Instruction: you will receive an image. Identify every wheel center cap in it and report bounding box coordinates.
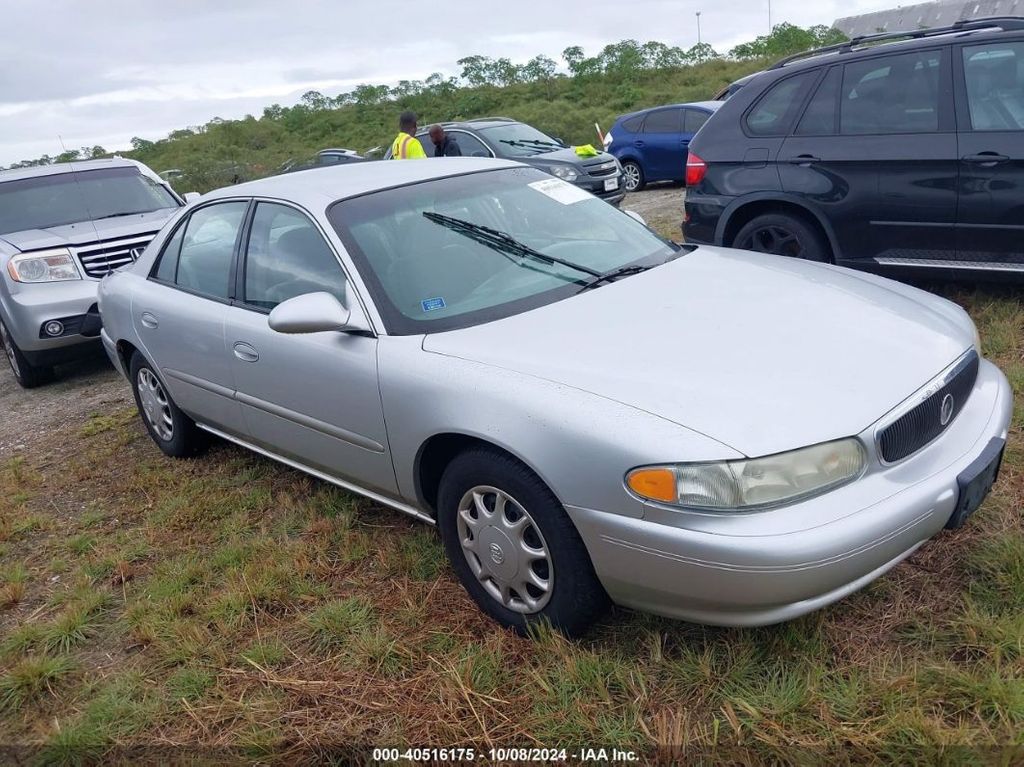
[478,526,518,580]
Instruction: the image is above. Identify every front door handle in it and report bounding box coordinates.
[963,152,1010,166]
[140,312,158,329]
[232,342,259,363]
[784,154,821,166]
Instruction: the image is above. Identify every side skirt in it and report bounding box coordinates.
[195,422,435,525]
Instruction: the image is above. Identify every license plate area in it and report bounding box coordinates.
[604,177,619,192]
[947,437,1005,529]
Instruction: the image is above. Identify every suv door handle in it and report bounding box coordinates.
[232,342,259,363]
[140,312,158,329]
[634,140,645,147]
[963,152,1009,166]
[784,154,820,165]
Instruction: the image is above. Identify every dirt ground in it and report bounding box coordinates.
[0,187,681,453]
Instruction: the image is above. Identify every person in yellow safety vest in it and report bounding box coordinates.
[390,111,427,160]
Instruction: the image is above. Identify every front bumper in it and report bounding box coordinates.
[567,358,1013,626]
[581,173,626,205]
[0,278,102,363]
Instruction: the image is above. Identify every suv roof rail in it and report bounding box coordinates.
[770,15,1024,69]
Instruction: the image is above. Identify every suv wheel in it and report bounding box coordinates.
[437,447,609,637]
[733,213,829,262]
[129,352,207,457]
[622,161,645,192]
[0,317,53,389]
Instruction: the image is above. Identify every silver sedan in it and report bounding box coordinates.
[97,158,1012,636]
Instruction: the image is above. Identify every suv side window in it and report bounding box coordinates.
[796,66,842,135]
[447,131,491,157]
[841,50,944,134]
[156,201,247,300]
[962,42,1024,130]
[745,71,816,136]
[242,202,346,311]
[642,108,682,133]
[683,109,710,133]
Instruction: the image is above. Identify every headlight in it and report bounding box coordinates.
[7,248,82,283]
[626,438,866,511]
[546,165,579,182]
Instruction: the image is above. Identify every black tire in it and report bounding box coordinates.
[437,447,609,637]
[622,161,645,192]
[733,212,830,262]
[0,317,53,389]
[129,352,207,458]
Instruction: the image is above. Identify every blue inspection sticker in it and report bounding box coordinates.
[421,297,447,312]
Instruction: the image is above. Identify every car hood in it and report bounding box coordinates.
[525,147,616,169]
[0,208,178,253]
[422,246,974,457]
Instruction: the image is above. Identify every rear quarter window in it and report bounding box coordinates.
[745,71,817,136]
[620,115,643,132]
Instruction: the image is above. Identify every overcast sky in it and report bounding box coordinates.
[0,0,889,166]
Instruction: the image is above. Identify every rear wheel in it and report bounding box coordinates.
[0,317,53,389]
[437,448,609,637]
[622,161,645,192]
[733,212,830,262]
[129,352,207,457]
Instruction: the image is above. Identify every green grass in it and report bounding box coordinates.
[0,281,1022,759]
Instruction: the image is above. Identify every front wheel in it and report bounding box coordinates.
[437,448,609,637]
[129,352,207,458]
[622,161,645,192]
[0,317,53,389]
[733,212,830,262]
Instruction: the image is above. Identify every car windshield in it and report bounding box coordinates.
[0,166,179,235]
[478,123,564,157]
[328,166,681,334]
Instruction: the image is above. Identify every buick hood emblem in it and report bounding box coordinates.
[940,393,954,426]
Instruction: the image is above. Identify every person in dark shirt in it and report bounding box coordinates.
[428,125,462,157]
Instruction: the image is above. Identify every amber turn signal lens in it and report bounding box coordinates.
[627,468,676,503]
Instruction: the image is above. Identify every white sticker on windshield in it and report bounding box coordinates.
[528,178,592,205]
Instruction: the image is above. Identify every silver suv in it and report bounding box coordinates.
[0,158,185,387]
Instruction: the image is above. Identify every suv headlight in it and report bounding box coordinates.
[7,248,82,283]
[545,165,579,182]
[626,438,866,511]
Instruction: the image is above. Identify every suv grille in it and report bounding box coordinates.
[878,351,979,463]
[74,232,158,278]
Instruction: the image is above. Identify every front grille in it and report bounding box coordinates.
[585,160,619,178]
[74,231,158,278]
[878,351,979,463]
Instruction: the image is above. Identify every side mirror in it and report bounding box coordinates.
[183,192,201,203]
[268,292,351,334]
[624,210,647,226]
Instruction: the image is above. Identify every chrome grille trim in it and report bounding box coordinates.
[73,232,158,278]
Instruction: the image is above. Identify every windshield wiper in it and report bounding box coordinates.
[576,264,654,293]
[94,210,154,220]
[422,212,601,279]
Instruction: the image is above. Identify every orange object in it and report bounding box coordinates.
[627,468,676,503]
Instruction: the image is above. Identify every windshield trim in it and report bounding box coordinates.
[325,167,679,336]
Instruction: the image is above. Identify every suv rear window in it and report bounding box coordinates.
[840,50,943,134]
[745,72,816,136]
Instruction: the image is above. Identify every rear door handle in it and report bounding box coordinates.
[963,152,1009,166]
[634,140,645,147]
[784,154,820,165]
[232,342,259,363]
[140,312,158,329]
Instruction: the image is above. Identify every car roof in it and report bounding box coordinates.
[204,157,523,207]
[618,100,722,122]
[0,157,144,183]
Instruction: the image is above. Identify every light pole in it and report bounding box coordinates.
[768,0,772,32]
[696,11,702,46]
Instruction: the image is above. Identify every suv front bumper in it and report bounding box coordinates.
[0,279,103,365]
[567,358,1012,626]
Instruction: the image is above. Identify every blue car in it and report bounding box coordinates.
[604,101,721,191]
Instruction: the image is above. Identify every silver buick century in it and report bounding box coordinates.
[98,158,1012,636]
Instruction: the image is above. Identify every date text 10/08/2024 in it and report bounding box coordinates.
[372,747,640,762]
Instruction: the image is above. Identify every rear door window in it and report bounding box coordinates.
[796,67,842,135]
[840,49,946,134]
[962,42,1024,130]
[745,72,816,136]
[683,109,711,133]
[642,108,682,133]
[621,115,644,132]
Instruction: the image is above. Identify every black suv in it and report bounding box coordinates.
[684,18,1024,275]
[385,118,626,205]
